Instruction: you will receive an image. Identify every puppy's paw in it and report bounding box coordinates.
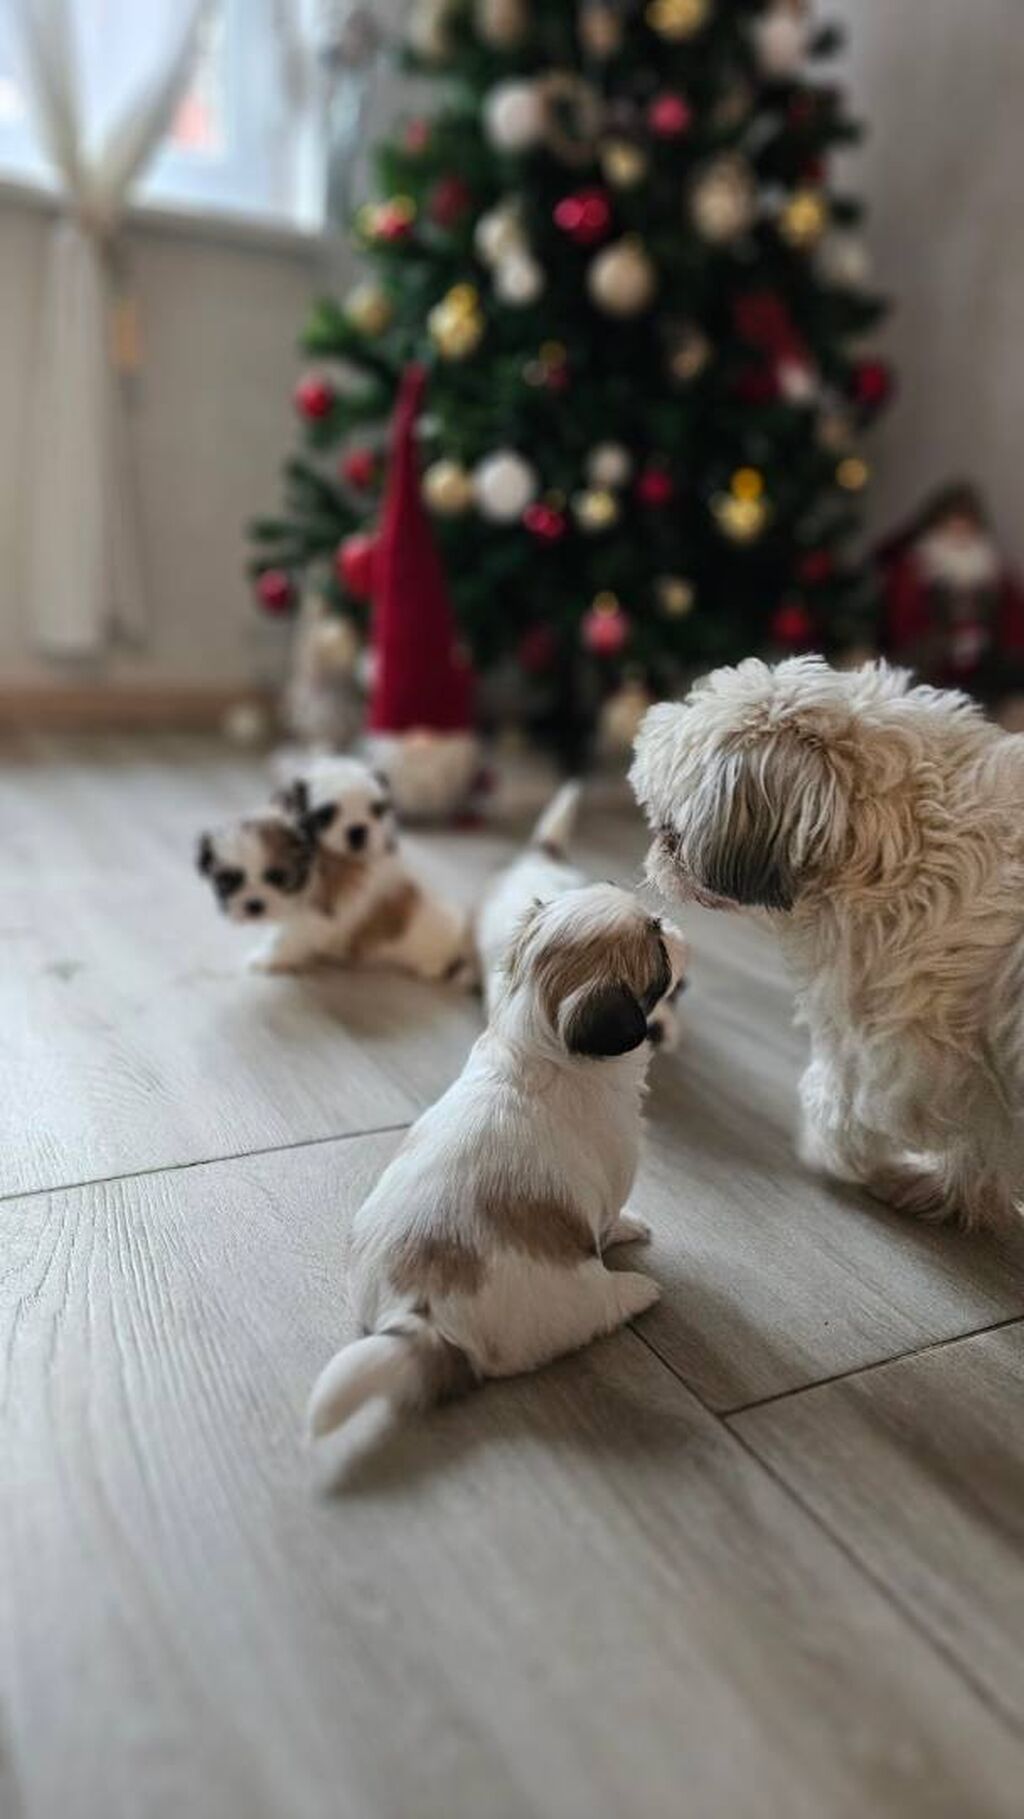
[867,1163,951,1221]
[607,1211,652,1247]
[613,1270,661,1322]
[249,945,308,975]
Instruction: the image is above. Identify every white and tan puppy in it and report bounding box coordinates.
[308,884,689,1443]
[631,655,1024,1231]
[477,782,690,1049]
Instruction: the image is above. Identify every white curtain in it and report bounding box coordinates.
[10,0,211,658]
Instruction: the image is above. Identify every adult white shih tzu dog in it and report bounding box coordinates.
[630,655,1024,1232]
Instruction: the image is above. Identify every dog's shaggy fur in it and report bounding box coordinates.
[630,656,1024,1231]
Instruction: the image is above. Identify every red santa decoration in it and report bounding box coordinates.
[364,363,480,819]
[877,482,1024,704]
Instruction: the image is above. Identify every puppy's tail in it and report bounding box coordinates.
[530,780,582,860]
[307,1315,475,1440]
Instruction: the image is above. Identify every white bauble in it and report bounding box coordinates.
[689,155,757,243]
[586,237,657,317]
[494,250,545,305]
[586,441,633,489]
[473,450,539,521]
[753,4,808,78]
[820,231,872,290]
[484,79,544,152]
[407,0,453,62]
[474,199,524,266]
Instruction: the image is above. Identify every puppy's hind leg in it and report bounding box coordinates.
[485,1256,660,1379]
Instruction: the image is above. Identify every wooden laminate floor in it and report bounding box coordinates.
[2,734,1024,1819]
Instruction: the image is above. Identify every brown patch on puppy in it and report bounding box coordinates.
[534,920,670,1030]
[256,815,312,892]
[347,881,420,960]
[310,848,368,915]
[390,1230,486,1299]
[481,1186,594,1264]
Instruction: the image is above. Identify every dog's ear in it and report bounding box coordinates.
[563,980,649,1059]
[276,778,309,819]
[196,833,214,876]
[688,736,843,911]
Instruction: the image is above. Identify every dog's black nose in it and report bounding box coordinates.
[347,824,368,852]
[244,898,266,918]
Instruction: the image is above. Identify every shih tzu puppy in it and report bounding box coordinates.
[308,884,689,1444]
[476,781,689,1050]
[630,655,1024,1231]
[197,756,472,981]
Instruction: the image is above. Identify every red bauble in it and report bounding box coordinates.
[635,465,675,507]
[647,92,693,138]
[429,174,472,228]
[545,361,571,394]
[772,599,815,646]
[553,186,613,246]
[294,374,335,421]
[734,366,779,404]
[335,531,378,600]
[404,118,431,154]
[340,447,378,490]
[375,202,414,243]
[255,568,293,614]
[852,359,893,407]
[582,602,631,656]
[523,502,569,543]
[797,549,834,585]
[518,624,558,673]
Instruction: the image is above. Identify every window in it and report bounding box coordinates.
[0,0,322,231]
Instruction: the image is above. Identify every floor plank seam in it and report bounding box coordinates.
[0,1120,415,1209]
[723,1419,1024,1742]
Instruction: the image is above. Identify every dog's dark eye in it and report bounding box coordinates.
[311,803,337,832]
[263,867,288,889]
[215,868,244,899]
[370,799,390,819]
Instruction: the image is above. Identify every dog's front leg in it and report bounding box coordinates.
[868,1152,1018,1233]
[250,914,335,973]
[797,1053,898,1189]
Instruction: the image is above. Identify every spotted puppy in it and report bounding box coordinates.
[308,882,689,1446]
[477,782,689,1050]
[197,757,472,981]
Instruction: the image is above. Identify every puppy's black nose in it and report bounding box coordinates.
[347,824,368,852]
[244,899,266,918]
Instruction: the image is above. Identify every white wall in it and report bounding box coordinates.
[837,0,1024,557]
[0,196,316,689]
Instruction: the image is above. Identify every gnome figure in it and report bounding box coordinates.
[878,482,1024,704]
[364,364,480,820]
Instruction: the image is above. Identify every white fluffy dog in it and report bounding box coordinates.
[308,884,689,1443]
[630,656,1024,1231]
[477,782,690,1049]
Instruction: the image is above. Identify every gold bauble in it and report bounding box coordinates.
[712,492,769,543]
[646,0,710,40]
[573,488,621,532]
[731,467,764,502]
[423,458,475,516]
[600,138,649,189]
[474,0,529,49]
[656,575,696,617]
[536,70,602,167]
[665,321,711,383]
[344,282,393,337]
[428,285,484,360]
[836,455,870,492]
[579,3,624,59]
[779,188,829,249]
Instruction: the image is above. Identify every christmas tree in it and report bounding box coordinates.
[250,0,891,768]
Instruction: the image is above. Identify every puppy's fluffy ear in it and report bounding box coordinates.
[277,778,309,819]
[686,736,845,910]
[563,981,649,1059]
[196,833,214,876]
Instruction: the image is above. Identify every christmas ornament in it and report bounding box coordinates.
[359,195,417,242]
[294,374,335,421]
[753,0,808,78]
[820,231,872,290]
[797,549,834,585]
[429,174,472,228]
[340,446,379,490]
[817,409,854,452]
[600,137,648,189]
[553,186,613,246]
[484,78,545,151]
[367,365,478,820]
[600,678,652,752]
[656,575,695,616]
[573,488,620,532]
[523,501,569,542]
[636,465,675,507]
[335,531,378,599]
[423,458,475,516]
[712,468,770,543]
[310,615,361,673]
[523,341,570,390]
[772,599,815,646]
[222,699,271,747]
[645,0,709,40]
[582,592,630,655]
[428,284,485,360]
[536,70,602,166]
[403,118,431,155]
[778,188,829,249]
[647,92,693,139]
[664,320,711,383]
[689,156,757,243]
[284,592,364,750]
[587,237,657,316]
[474,199,524,266]
[518,623,558,673]
[579,2,624,60]
[474,450,540,521]
[255,568,294,614]
[344,281,393,337]
[474,0,529,49]
[586,442,633,488]
[732,290,818,407]
[494,250,546,305]
[408,0,455,62]
[836,455,869,492]
[851,358,893,408]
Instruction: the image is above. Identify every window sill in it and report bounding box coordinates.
[0,171,322,262]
